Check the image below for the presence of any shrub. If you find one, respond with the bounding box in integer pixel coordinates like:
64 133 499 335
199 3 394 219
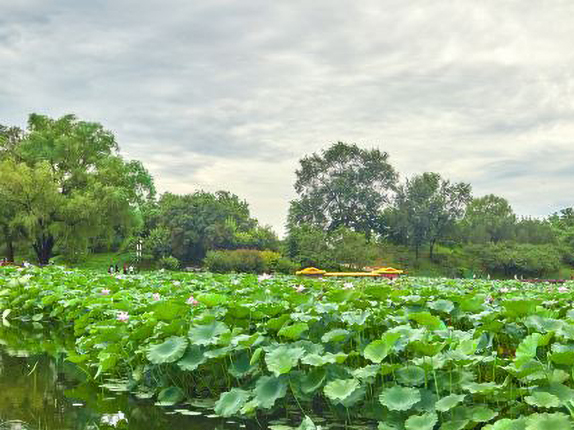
158 256 180 271
205 249 297 274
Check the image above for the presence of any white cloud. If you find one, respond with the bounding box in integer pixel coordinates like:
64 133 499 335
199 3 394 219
2 0 574 235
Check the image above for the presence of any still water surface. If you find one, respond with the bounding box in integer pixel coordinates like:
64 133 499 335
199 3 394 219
0 325 251 430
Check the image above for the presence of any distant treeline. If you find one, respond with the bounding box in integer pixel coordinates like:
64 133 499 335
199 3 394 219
1 115 572 278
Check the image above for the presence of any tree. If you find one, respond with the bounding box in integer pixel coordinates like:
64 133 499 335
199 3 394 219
0 114 155 264
461 194 516 243
388 173 471 259
288 142 398 238
155 191 277 263
0 125 25 260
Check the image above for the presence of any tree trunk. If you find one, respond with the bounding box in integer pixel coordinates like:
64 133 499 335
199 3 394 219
2 226 15 262
429 239 436 261
33 235 54 266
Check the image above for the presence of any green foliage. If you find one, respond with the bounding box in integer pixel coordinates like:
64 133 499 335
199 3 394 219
204 249 297 274
0 114 155 264
4 267 574 426
387 172 471 259
158 255 180 270
288 141 398 237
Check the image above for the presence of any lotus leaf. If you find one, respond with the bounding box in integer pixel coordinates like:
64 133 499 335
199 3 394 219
147 336 188 364
379 386 421 411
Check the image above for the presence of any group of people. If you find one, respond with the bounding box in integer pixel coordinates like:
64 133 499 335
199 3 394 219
108 263 136 275
0 258 11 266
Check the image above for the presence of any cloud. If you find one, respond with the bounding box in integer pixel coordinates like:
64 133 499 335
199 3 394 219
2 0 574 235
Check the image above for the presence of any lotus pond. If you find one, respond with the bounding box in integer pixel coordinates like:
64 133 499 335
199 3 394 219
2 267 574 430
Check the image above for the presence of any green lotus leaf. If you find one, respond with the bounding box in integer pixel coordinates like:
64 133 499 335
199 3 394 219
301 368 327 394
301 352 347 366
254 375 288 409
157 386 185 406
435 394 466 412
525 413 572 430
364 340 391 363
214 388 250 417
378 424 400 430
266 345 305 376
525 392 561 408
324 378 360 403
177 344 206 371
396 366 426 386
228 351 257 378
321 328 350 343
278 322 309 340
461 381 499 394
405 412 438 430
502 299 541 318
297 416 317 430
188 321 229 346
197 293 227 307
439 420 469 430
483 418 528 430
409 312 445 330
204 345 233 359
147 336 188 364
352 364 380 382
471 406 498 422
250 347 263 365
428 299 454 314
379 386 421 411
515 333 542 368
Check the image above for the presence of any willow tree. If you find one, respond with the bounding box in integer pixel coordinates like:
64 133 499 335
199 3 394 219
0 114 155 264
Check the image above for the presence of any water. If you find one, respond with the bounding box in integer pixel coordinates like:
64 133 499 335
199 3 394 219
0 325 249 430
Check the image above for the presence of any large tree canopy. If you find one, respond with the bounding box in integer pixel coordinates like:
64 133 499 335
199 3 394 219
0 114 155 264
288 142 398 237
387 172 471 258
151 191 279 263
461 194 516 243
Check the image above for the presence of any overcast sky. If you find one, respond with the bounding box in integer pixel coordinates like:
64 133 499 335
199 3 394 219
2 0 574 235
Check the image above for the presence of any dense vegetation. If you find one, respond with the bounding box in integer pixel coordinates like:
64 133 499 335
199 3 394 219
3 266 574 429
2 115 574 278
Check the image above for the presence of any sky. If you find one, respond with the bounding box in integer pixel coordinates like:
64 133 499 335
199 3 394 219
2 0 574 235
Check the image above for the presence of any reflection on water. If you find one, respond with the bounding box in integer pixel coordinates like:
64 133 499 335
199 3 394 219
0 325 249 430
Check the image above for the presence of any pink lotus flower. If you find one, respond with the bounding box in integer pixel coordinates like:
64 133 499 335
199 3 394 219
117 311 129 322
186 295 199 305
101 289 111 296
152 293 161 301
499 287 509 293
294 284 306 293
258 273 272 282
343 282 354 290
558 286 568 293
